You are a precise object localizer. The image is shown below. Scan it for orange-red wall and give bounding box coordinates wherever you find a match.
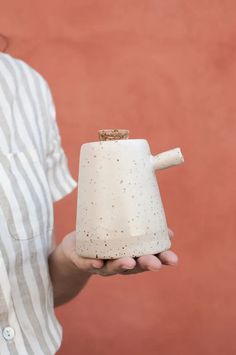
[1,1,236,354]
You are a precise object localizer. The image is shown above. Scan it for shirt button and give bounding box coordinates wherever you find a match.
[2,326,15,341]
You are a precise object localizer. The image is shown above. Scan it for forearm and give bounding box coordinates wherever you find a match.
[48,243,92,307]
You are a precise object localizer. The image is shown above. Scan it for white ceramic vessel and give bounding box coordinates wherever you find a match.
[76,130,184,259]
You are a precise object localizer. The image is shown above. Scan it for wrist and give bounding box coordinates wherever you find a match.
[48,234,93,307]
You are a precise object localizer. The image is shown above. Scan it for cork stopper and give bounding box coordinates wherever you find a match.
[98,129,129,141]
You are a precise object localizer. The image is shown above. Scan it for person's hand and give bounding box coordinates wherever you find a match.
[60,229,178,277]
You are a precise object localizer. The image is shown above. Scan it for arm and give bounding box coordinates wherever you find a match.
[49,229,178,307]
[48,240,92,307]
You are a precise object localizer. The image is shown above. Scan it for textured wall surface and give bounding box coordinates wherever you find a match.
[1,1,236,354]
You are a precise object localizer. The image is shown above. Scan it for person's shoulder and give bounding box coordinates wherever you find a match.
[0,52,49,91]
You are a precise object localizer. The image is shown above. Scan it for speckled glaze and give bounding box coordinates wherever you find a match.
[76,139,184,259]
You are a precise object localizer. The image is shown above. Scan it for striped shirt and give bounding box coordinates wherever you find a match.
[0,52,77,354]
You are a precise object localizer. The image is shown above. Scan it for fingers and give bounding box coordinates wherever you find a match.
[99,257,137,276]
[70,254,104,273]
[71,251,177,277]
[136,255,162,271]
[72,250,178,277]
[72,257,137,276]
[157,250,178,266]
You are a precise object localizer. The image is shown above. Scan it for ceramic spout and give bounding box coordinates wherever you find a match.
[151,148,184,171]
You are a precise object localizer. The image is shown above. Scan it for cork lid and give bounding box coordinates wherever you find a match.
[98,129,129,141]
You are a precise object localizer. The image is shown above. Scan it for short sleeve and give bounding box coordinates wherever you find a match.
[44,82,77,202]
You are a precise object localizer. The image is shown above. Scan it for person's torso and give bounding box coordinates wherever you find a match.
[0,52,62,355]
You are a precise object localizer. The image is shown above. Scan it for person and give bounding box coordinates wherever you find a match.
[0,51,178,355]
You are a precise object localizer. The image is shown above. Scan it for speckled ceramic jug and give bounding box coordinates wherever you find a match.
[76,129,184,259]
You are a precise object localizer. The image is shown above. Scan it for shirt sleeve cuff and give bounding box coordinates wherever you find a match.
[46,149,77,202]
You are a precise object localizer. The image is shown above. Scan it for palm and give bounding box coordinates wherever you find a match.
[62,229,178,276]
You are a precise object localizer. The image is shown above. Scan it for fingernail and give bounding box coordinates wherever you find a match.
[148,265,162,272]
[92,262,102,268]
[121,265,133,270]
[169,255,178,265]
[169,260,178,266]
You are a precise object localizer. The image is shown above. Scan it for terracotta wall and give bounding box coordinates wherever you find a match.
[1,1,236,354]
